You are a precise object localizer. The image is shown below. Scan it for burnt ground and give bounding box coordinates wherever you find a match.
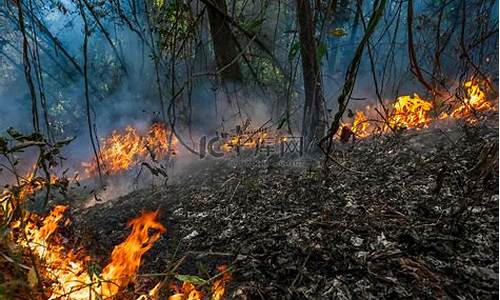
[66,122,498,299]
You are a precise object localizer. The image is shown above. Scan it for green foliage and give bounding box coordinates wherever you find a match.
[175,274,208,285]
[155,2,195,52]
[255,59,285,88]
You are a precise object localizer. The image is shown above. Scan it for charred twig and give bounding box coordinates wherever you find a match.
[407,0,443,97]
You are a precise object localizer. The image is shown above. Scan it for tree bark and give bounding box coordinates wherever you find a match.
[206,0,242,82]
[296,0,325,148]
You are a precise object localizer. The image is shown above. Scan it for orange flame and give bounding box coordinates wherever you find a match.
[440,80,494,121]
[350,111,371,138]
[386,94,434,130]
[221,131,269,153]
[169,282,204,300]
[100,210,166,296]
[14,206,166,299]
[82,123,176,176]
[343,80,496,138]
[211,265,232,300]
[12,205,92,299]
[1,165,60,221]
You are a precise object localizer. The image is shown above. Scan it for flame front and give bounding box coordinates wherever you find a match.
[343,80,496,138]
[82,123,176,176]
[350,111,371,138]
[99,210,166,297]
[14,206,166,299]
[386,94,434,130]
[443,80,494,121]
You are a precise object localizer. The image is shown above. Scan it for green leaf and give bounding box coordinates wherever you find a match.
[328,27,347,37]
[175,274,207,285]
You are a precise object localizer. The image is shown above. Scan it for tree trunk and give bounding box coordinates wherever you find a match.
[296,0,325,148]
[206,0,242,82]
[350,0,362,48]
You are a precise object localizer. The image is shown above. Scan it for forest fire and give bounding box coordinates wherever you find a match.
[169,282,204,300]
[343,80,496,139]
[386,94,434,130]
[1,0,498,298]
[12,207,166,299]
[82,123,177,176]
[0,165,63,221]
[221,131,270,153]
[99,210,166,297]
[4,159,232,299]
[210,265,232,300]
[440,80,494,120]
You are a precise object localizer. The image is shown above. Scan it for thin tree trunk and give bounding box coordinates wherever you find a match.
[296,0,325,148]
[78,0,102,180]
[17,0,39,132]
[350,0,362,47]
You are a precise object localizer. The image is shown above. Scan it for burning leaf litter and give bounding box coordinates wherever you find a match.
[73,122,497,299]
[11,203,232,299]
[342,80,496,139]
[77,80,496,174]
[2,163,232,299]
[82,123,177,176]
[0,80,496,299]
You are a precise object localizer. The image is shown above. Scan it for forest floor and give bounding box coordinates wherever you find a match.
[66,121,498,299]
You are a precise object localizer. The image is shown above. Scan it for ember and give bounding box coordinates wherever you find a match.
[211,265,232,300]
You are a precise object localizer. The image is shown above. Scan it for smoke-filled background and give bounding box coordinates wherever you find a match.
[0,0,498,165]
